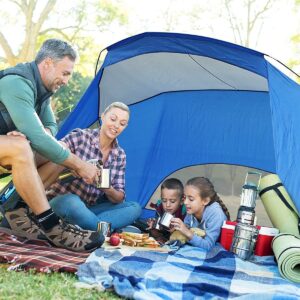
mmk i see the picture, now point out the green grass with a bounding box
[0,267,121,299]
[0,178,122,300]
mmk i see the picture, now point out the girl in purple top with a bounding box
[171,177,230,250]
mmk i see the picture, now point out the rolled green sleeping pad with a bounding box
[259,174,300,236]
[272,233,300,283]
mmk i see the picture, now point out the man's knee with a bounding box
[10,137,33,162]
[0,137,34,166]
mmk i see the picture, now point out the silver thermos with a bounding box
[231,171,261,260]
[236,172,261,225]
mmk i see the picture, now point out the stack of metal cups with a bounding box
[230,172,261,260]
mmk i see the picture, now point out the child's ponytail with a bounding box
[213,193,230,220]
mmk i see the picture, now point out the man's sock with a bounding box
[36,208,60,231]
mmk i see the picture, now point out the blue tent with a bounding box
[58,32,300,218]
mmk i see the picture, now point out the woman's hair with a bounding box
[35,39,78,64]
[186,177,230,220]
[161,178,184,199]
[103,102,130,118]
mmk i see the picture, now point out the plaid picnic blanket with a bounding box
[0,232,89,273]
[78,244,300,299]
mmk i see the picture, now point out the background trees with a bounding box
[0,0,127,120]
[0,0,57,66]
[0,0,299,121]
[223,0,277,47]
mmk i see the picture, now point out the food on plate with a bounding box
[109,234,121,246]
[120,232,160,248]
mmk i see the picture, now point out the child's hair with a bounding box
[161,178,184,199]
[186,177,230,220]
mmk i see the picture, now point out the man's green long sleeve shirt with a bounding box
[0,75,70,163]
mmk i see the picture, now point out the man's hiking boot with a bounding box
[40,220,105,252]
[1,206,104,252]
[1,206,45,240]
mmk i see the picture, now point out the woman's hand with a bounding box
[170,218,193,240]
[100,187,125,204]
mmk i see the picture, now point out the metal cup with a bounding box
[159,212,173,229]
[97,221,111,237]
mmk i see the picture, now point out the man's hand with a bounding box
[75,160,101,185]
[7,131,27,139]
[62,152,102,185]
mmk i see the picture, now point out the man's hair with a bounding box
[161,178,184,199]
[35,39,78,64]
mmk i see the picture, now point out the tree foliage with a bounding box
[0,0,128,121]
[0,0,299,119]
[52,72,92,123]
[222,0,278,47]
[0,0,57,66]
[0,0,127,71]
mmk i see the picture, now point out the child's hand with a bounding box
[146,218,156,230]
[170,218,191,237]
[171,218,194,240]
[168,226,176,233]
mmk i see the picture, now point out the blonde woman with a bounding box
[46,102,141,231]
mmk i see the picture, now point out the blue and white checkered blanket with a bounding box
[77,244,300,299]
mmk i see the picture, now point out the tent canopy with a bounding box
[58,32,300,217]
